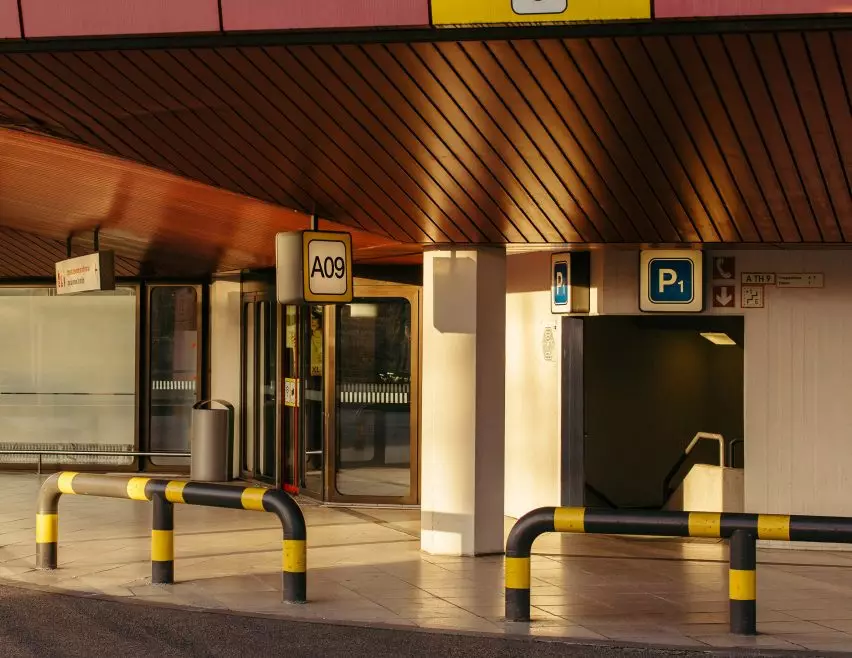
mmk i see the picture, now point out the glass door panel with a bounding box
[241,301,256,476]
[328,285,420,505]
[148,285,201,467]
[281,305,299,489]
[301,306,325,496]
[258,301,277,482]
[241,295,278,484]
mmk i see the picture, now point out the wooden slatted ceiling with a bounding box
[0,127,415,276]
[0,30,850,249]
[0,226,142,278]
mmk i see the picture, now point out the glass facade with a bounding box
[0,287,137,466]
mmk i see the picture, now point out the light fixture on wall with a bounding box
[349,303,378,318]
[700,332,737,346]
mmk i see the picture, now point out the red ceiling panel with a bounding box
[0,0,19,39]
[656,0,852,18]
[221,0,429,32]
[19,0,219,38]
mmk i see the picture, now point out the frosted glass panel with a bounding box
[0,287,137,465]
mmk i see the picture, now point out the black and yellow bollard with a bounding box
[151,493,175,585]
[282,537,307,604]
[729,529,757,635]
[505,554,531,621]
[36,471,78,569]
[35,508,58,570]
[36,473,308,604]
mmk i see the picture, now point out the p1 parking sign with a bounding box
[639,250,703,313]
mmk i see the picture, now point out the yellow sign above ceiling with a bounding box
[431,0,650,25]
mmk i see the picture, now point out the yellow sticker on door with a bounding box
[431,0,650,25]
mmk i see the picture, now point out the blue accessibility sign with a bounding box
[648,258,694,304]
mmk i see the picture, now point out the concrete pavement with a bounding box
[0,582,822,657]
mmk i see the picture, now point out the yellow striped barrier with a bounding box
[37,472,307,604]
[506,507,852,634]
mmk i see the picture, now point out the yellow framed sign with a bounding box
[431,0,650,25]
[301,230,353,303]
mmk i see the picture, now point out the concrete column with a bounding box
[421,248,506,556]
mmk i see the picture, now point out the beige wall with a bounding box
[505,252,562,519]
[596,250,852,518]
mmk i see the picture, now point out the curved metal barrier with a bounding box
[505,507,852,634]
[36,472,307,603]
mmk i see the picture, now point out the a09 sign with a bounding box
[303,232,353,303]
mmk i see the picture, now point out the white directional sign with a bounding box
[276,230,353,304]
[639,250,704,313]
[777,273,824,288]
[55,251,115,295]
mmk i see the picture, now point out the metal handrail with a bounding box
[728,438,745,469]
[0,450,190,475]
[662,432,725,505]
[584,482,617,509]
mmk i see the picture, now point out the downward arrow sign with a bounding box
[715,288,733,306]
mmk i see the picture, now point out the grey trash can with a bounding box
[191,400,234,482]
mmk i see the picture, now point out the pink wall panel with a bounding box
[222,0,429,31]
[656,0,852,18]
[0,0,21,38]
[20,0,220,38]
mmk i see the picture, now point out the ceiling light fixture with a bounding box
[700,332,737,346]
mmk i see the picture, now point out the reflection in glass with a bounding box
[242,299,277,482]
[243,302,256,473]
[302,306,324,494]
[259,301,276,480]
[0,287,137,466]
[281,306,299,487]
[335,299,411,498]
[149,286,199,465]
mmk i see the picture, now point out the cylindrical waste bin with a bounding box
[191,400,234,482]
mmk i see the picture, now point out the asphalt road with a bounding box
[0,584,821,658]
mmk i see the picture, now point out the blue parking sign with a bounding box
[648,258,694,303]
[553,261,569,307]
[640,250,703,313]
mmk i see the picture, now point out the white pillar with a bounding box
[421,248,506,556]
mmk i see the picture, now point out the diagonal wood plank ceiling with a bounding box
[0,29,850,255]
